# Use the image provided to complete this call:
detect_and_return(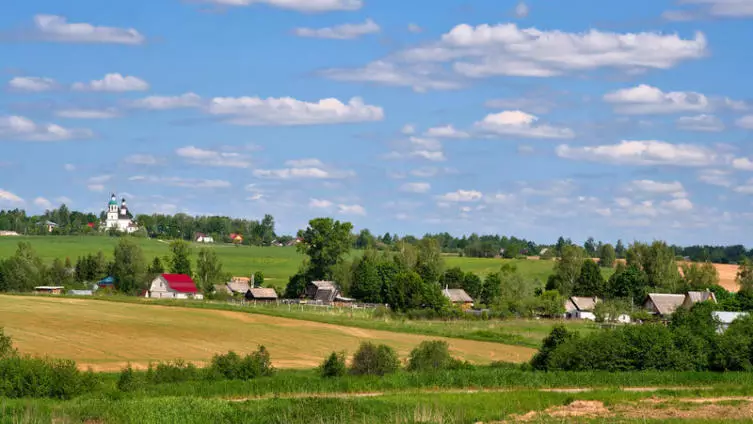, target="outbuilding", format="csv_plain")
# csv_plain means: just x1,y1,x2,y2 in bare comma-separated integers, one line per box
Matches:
442,288,474,310
147,274,203,300
34,286,64,295
245,288,279,302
